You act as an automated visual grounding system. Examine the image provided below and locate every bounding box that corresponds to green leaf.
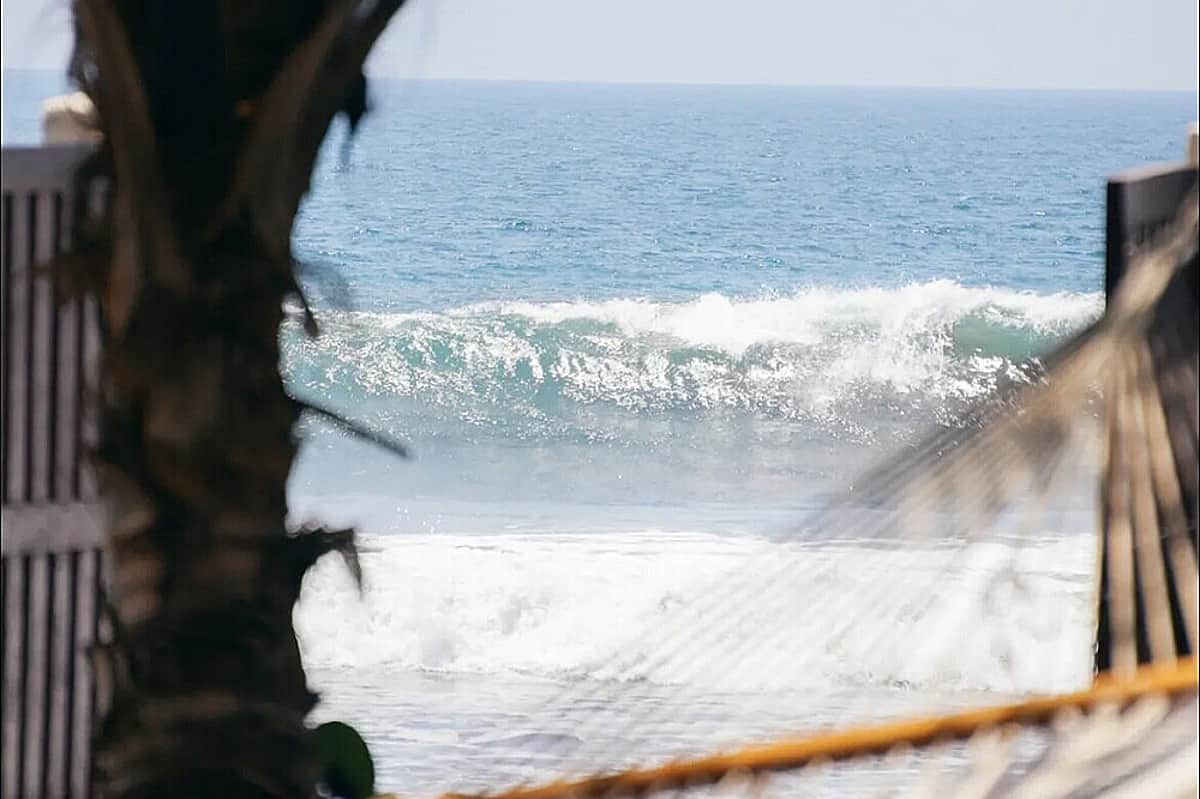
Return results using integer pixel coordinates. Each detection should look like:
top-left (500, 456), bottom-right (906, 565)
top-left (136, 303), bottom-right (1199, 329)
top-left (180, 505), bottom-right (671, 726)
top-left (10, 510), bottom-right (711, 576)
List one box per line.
top-left (314, 721), bottom-right (376, 799)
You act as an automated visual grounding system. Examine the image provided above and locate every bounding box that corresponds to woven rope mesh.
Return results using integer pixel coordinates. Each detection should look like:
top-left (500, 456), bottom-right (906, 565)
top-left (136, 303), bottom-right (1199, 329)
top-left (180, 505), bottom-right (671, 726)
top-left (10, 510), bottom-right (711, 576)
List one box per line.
top-left (348, 191), bottom-right (1198, 799)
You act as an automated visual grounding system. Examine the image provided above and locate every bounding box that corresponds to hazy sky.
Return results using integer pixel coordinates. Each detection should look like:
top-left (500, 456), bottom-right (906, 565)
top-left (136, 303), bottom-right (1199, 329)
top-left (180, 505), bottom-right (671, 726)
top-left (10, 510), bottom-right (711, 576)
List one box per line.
top-left (2, 0), bottom-right (1198, 91)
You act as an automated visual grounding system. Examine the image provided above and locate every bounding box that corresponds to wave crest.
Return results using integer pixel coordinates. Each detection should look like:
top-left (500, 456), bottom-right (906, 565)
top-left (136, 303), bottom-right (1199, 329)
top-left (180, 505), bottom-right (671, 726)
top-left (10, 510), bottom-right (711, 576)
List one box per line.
top-left (285, 282), bottom-right (1099, 437)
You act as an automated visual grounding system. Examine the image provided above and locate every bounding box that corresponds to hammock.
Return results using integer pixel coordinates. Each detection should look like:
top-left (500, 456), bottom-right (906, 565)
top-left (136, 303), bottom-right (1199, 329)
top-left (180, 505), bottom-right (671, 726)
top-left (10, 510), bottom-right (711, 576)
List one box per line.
top-left (367, 179), bottom-right (1199, 799)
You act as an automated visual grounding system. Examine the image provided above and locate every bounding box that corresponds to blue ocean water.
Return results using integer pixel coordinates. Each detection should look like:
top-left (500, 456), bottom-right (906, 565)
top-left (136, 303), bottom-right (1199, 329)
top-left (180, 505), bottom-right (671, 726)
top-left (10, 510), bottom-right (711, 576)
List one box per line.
top-left (281, 80), bottom-right (1192, 532)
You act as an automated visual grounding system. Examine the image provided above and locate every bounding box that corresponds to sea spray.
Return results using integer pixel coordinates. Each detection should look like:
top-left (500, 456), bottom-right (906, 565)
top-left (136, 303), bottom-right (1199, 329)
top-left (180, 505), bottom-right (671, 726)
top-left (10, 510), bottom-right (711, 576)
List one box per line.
top-left (284, 281), bottom-right (1101, 439)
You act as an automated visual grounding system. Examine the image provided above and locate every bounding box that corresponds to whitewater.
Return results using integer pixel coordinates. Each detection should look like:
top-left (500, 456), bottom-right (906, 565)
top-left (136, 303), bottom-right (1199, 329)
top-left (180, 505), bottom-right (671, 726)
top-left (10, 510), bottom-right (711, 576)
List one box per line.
top-left (288, 281), bottom-right (1102, 414)
top-left (297, 531), bottom-right (1095, 690)
top-left (296, 529), bottom-right (1098, 793)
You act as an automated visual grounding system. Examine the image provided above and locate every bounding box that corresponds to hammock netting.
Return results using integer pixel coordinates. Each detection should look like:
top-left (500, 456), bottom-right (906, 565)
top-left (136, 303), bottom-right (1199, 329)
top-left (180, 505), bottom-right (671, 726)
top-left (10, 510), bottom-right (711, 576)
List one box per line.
top-left (372, 188), bottom-right (1198, 799)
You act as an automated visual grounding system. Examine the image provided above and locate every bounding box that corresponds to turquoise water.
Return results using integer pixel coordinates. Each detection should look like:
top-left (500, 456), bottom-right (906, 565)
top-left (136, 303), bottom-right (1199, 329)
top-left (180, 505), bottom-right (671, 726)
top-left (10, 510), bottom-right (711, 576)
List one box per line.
top-left (4, 72), bottom-right (1195, 793)
top-left (278, 80), bottom-right (1191, 531)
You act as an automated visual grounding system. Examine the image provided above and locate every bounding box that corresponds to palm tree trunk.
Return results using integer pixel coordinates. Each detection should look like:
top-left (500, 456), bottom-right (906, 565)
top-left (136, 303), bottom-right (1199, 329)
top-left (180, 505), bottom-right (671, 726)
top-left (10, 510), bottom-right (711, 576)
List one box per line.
top-left (64, 2), bottom-right (404, 796)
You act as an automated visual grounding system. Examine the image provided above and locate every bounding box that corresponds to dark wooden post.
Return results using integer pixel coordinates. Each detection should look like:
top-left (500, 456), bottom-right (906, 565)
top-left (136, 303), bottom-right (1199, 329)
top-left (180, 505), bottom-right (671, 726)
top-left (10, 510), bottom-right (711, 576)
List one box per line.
top-left (1095, 157), bottom-right (1198, 674)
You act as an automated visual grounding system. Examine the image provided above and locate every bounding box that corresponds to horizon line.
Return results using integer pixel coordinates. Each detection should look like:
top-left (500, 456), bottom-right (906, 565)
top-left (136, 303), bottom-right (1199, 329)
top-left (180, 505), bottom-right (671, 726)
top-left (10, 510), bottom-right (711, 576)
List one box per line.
top-left (3, 66), bottom-right (1197, 96)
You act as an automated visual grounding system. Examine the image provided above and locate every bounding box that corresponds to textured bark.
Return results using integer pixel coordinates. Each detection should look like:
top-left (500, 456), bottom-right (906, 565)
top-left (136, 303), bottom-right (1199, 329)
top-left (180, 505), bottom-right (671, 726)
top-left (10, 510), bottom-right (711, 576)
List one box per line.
top-left (63, 2), bottom-right (404, 796)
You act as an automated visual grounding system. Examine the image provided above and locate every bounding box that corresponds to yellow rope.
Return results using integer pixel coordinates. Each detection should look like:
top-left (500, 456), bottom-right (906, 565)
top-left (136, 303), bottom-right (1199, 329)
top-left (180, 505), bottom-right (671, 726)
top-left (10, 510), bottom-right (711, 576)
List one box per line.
top-left (410, 657), bottom-right (1197, 799)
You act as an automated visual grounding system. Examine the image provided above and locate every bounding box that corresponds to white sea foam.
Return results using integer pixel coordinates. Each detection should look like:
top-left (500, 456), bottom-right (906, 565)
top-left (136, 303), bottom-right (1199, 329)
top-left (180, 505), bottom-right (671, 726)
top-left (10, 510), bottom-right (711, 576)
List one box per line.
top-left (287, 281), bottom-right (1102, 425)
top-left (296, 530), bottom-right (1096, 696)
top-left (291, 284), bottom-right (1103, 691)
top-left (462, 281), bottom-right (1100, 358)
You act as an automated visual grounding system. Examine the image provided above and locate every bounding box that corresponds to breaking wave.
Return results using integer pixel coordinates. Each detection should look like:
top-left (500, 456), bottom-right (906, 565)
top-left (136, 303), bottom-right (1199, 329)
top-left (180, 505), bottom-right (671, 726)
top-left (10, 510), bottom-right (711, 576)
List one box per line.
top-left (284, 281), bottom-right (1100, 440)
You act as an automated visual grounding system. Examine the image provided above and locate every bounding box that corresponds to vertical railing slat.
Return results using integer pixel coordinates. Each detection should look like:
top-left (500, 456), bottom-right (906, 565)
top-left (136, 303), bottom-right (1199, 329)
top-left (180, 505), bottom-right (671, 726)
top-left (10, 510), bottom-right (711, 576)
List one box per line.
top-left (70, 549), bottom-right (98, 799)
top-left (78, 297), bottom-right (101, 501)
top-left (16, 555), bottom-right (33, 797)
top-left (2, 192), bottom-right (13, 503)
top-left (1, 556), bottom-right (24, 799)
top-left (23, 193), bottom-right (39, 505)
top-left (5, 191), bottom-right (31, 505)
top-left (21, 554), bottom-right (49, 798)
top-left (54, 191), bottom-right (80, 504)
top-left (72, 296), bottom-right (87, 501)
top-left (30, 190), bottom-right (57, 505)
top-left (44, 553), bottom-right (73, 798)
top-left (86, 550), bottom-right (108, 799)
top-left (62, 551), bottom-right (81, 797)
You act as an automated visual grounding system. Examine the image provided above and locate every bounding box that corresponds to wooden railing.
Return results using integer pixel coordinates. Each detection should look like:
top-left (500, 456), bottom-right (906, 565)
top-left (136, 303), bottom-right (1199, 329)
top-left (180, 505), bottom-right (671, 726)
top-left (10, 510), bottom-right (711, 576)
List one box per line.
top-left (2, 144), bottom-right (108, 799)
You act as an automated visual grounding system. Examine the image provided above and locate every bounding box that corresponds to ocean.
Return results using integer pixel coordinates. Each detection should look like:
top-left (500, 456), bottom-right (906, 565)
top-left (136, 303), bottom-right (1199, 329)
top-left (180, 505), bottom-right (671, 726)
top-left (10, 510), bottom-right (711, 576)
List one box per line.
top-left (3, 72), bottom-right (1196, 794)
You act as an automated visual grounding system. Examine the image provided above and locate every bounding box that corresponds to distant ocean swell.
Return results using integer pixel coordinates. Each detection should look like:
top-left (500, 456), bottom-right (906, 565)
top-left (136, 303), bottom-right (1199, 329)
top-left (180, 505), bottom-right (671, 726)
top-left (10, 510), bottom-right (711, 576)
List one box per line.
top-left (284, 280), bottom-right (1101, 439)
